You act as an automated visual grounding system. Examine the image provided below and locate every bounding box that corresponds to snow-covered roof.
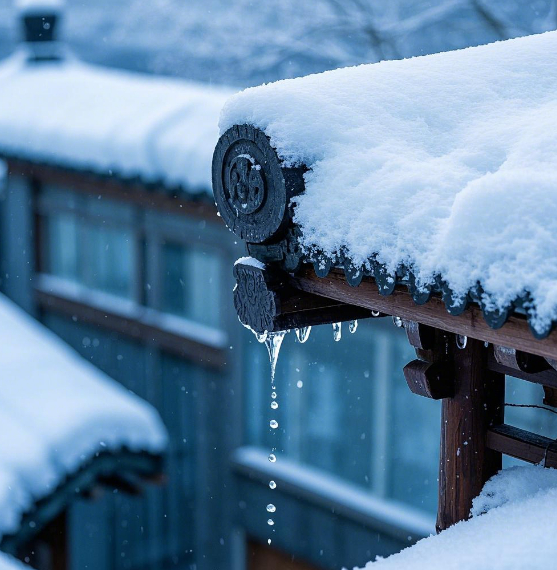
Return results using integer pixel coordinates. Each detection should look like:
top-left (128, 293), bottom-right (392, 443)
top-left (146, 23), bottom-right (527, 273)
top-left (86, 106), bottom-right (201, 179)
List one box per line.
top-left (357, 465), bottom-right (557, 570)
top-left (0, 293), bottom-right (167, 540)
top-left (220, 31), bottom-right (557, 336)
top-left (0, 52), bottom-right (234, 195)
top-left (15, 0), bottom-right (64, 15)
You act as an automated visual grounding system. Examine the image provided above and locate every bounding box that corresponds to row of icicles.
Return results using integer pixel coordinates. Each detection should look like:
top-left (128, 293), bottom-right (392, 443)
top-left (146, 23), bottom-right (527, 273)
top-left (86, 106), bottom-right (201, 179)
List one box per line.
top-left (254, 320), bottom-right (359, 546)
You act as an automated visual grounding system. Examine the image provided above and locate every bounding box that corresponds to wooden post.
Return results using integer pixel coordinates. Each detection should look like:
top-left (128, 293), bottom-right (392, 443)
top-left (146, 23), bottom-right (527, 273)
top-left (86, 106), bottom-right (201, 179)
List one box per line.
top-left (436, 338), bottom-right (504, 532)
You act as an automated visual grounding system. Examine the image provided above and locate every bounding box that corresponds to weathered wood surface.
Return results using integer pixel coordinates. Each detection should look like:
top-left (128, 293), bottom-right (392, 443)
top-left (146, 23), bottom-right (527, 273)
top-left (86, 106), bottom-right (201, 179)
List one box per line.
top-left (436, 338), bottom-right (504, 532)
top-left (290, 266), bottom-right (557, 360)
top-left (487, 424), bottom-right (557, 468)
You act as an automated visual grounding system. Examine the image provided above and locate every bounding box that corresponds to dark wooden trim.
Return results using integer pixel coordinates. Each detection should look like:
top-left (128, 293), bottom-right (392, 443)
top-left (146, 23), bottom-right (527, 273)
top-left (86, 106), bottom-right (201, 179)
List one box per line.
top-left (35, 289), bottom-right (227, 370)
top-left (436, 339), bottom-right (504, 532)
top-left (7, 158), bottom-right (219, 221)
top-left (487, 351), bottom-right (557, 390)
top-left (487, 424), bottom-right (557, 468)
top-left (291, 266), bottom-right (557, 360)
top-left (233, 262), bottom-right (375, 333)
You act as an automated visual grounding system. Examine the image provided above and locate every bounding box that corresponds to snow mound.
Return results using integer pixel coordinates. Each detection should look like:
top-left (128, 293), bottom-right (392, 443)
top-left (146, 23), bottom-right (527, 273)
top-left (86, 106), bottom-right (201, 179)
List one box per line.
top-left (220, 31), bottom-right (557, 333)
top-left (0, 293), bottom-right (167, 539)
top-left (0, 552), bottom-right (31, 570)
top-left (354, 465), bottom-right (557, 570)
top-left (0, 56), bottom-right (234, 195)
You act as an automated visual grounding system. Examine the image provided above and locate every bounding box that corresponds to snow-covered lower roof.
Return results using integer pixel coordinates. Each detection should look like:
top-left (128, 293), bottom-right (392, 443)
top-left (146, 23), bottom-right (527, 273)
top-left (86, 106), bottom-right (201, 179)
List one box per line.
top-left (15, 0), bottom-right (64, 15)
top-left (221, 31), bottom-right (557, 335)
top-left (0, 554), bottom-right (29, 570)
top-left (0, 293), bottom-right (167, 540)
top-left (0, 50), bottom-right (234, 195)
top-left (357, 465), bottom-right (557, 570)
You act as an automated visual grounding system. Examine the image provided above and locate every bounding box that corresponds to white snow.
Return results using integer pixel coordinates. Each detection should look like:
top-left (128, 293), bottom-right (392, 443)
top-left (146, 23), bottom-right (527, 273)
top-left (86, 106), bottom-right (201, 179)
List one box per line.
top-left (15, 0), bottom-right (64, 14)
top-left (0, 293), bottom-right (167, 539)
top-left (0, 553), bottom-right (31, 570)
top-left (221, 31), bottom-right (557, 332)
top-left (0, 55), bottom-right (234, 195)
top-left (354, 465), bottom-right (557, 570)
top-left (234, 256), bottom-right (266, 270)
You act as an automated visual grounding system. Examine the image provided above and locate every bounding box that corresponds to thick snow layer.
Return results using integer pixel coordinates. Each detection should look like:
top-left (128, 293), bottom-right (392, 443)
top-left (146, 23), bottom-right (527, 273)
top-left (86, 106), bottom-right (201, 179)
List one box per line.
top-left (355, 465), bottom-right (557, 570)
top-left (0, 54), bottom-right (233, 194)
top-left (0, 293), bottom-right (167, 538)
top-left (221, 31), bottom-right (557, 332)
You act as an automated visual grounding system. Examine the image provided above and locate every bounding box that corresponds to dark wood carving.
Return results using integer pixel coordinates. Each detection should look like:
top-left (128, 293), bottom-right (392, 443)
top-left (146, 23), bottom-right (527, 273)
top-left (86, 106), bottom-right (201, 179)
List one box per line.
top-left (233, 261), bottom-right (375, 334)
top-left (212, 125), bottom-right (305, 244)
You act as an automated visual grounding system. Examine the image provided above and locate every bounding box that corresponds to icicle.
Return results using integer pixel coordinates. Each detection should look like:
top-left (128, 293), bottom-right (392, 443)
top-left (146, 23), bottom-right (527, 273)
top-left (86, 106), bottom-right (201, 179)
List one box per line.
top-left (295, 326), bottom-right (312, 343)
top-left (348, 320), bottom-right (358, 334)
top-left (332, 322), bottom-right (342, 342)
top-left (392, 316), bottom-right (403, 328)
top-left (264, 331), bottom-right (287, 385)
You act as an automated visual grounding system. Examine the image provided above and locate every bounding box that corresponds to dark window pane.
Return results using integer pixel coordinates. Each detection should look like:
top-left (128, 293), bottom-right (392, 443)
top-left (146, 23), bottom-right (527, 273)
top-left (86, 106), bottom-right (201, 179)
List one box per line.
top-left (81, 224), bottom-right (134, 298)
top-left (161, 242), bottom-right (222, 328)
top-left (47, 212), bottom-right (79, 282)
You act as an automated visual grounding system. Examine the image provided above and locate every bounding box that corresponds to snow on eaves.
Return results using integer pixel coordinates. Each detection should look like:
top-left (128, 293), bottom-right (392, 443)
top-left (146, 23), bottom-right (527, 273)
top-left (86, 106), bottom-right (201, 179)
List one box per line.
top-left (0, 293), bottom-right (167, 539)
top-left (220, 31), bottom-right (557, 334)
top-left (15, 0), bottom-right (64, 15)
top-left (0, 53), bottom-right (234, 195)
top-left (356, 465), bottom-right (557, 570)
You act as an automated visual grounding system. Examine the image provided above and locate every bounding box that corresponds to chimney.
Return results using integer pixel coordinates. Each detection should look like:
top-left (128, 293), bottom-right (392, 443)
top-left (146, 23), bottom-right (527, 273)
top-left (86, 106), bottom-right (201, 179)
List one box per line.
top-left (16, 0), bottom-right (65, 61)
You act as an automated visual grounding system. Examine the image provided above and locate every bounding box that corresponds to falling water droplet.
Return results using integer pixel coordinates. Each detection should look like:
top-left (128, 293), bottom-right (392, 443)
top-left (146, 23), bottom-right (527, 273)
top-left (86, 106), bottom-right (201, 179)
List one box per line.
top-left (266, 504), bottom-right (276, 513)
top-left (267, 519), bottom-right (275, 526)
top-left (255, 331), bottom-right (268, 343)
top-left (296, 380), bottom-right (303, 388)
top-left (295, 326), bottom-right (312, 343)
top-left (270, 420), bottom-right (279, 429)
top-left (269, 480), bottom-right (276, 489)
top-left (268, 539), bottom-right (272, 545)
top-left (392, 316), bottom-right (403, 328)
top-left (271, 391), bottom-right (277, 399)
top-left (268, 453), bottom-right (277, 463)
top-left (332, 322), bottom-right (342, 342)
top-left (349, 320), bottom-right (358, 334)
top-left (456, 335), bottom-right (468, 349)
top-left (271, 401), bottom-right (278, 410)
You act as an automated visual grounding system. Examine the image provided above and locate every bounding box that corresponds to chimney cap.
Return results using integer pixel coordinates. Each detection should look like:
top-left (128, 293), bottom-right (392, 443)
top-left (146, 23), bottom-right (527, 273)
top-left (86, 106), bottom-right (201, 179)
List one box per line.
top-left (15, 0), bottom-right (64, 15)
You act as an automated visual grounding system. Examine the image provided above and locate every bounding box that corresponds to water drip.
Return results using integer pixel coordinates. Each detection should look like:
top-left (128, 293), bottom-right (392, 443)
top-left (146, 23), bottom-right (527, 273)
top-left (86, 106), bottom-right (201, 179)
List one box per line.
top-left (267, 519), bottom-right (275, 526)
top-left (255, 331), bottom-right (268, 343)
top-left (332, 322), bottom-right (342, 342)
top-left (271, 401), bottom-right (278, 410)
top-left (270, 420), bottom-right (279, 429)
top-left (269, 480), bottom-right (276, 489)
top-left (266, 504), bottom-right (276, 513)
top-left (349, 320), bottom-right (358, 334)
top-left (456, 335), bottom-right (468, 349)
top-left (268, 453), bottom-right (277, 463)
top-left (295, 326), bottom-right (312, 343)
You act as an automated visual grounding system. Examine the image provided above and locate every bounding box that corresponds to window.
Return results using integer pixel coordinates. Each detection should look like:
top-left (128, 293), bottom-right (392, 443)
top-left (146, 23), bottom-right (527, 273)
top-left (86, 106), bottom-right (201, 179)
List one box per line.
top-left (161, 242), bottom-right (222, 329)
top-left (38, 184), bottom-right (224, 332)
top-left (244, 318), bottom-right (440, 514)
